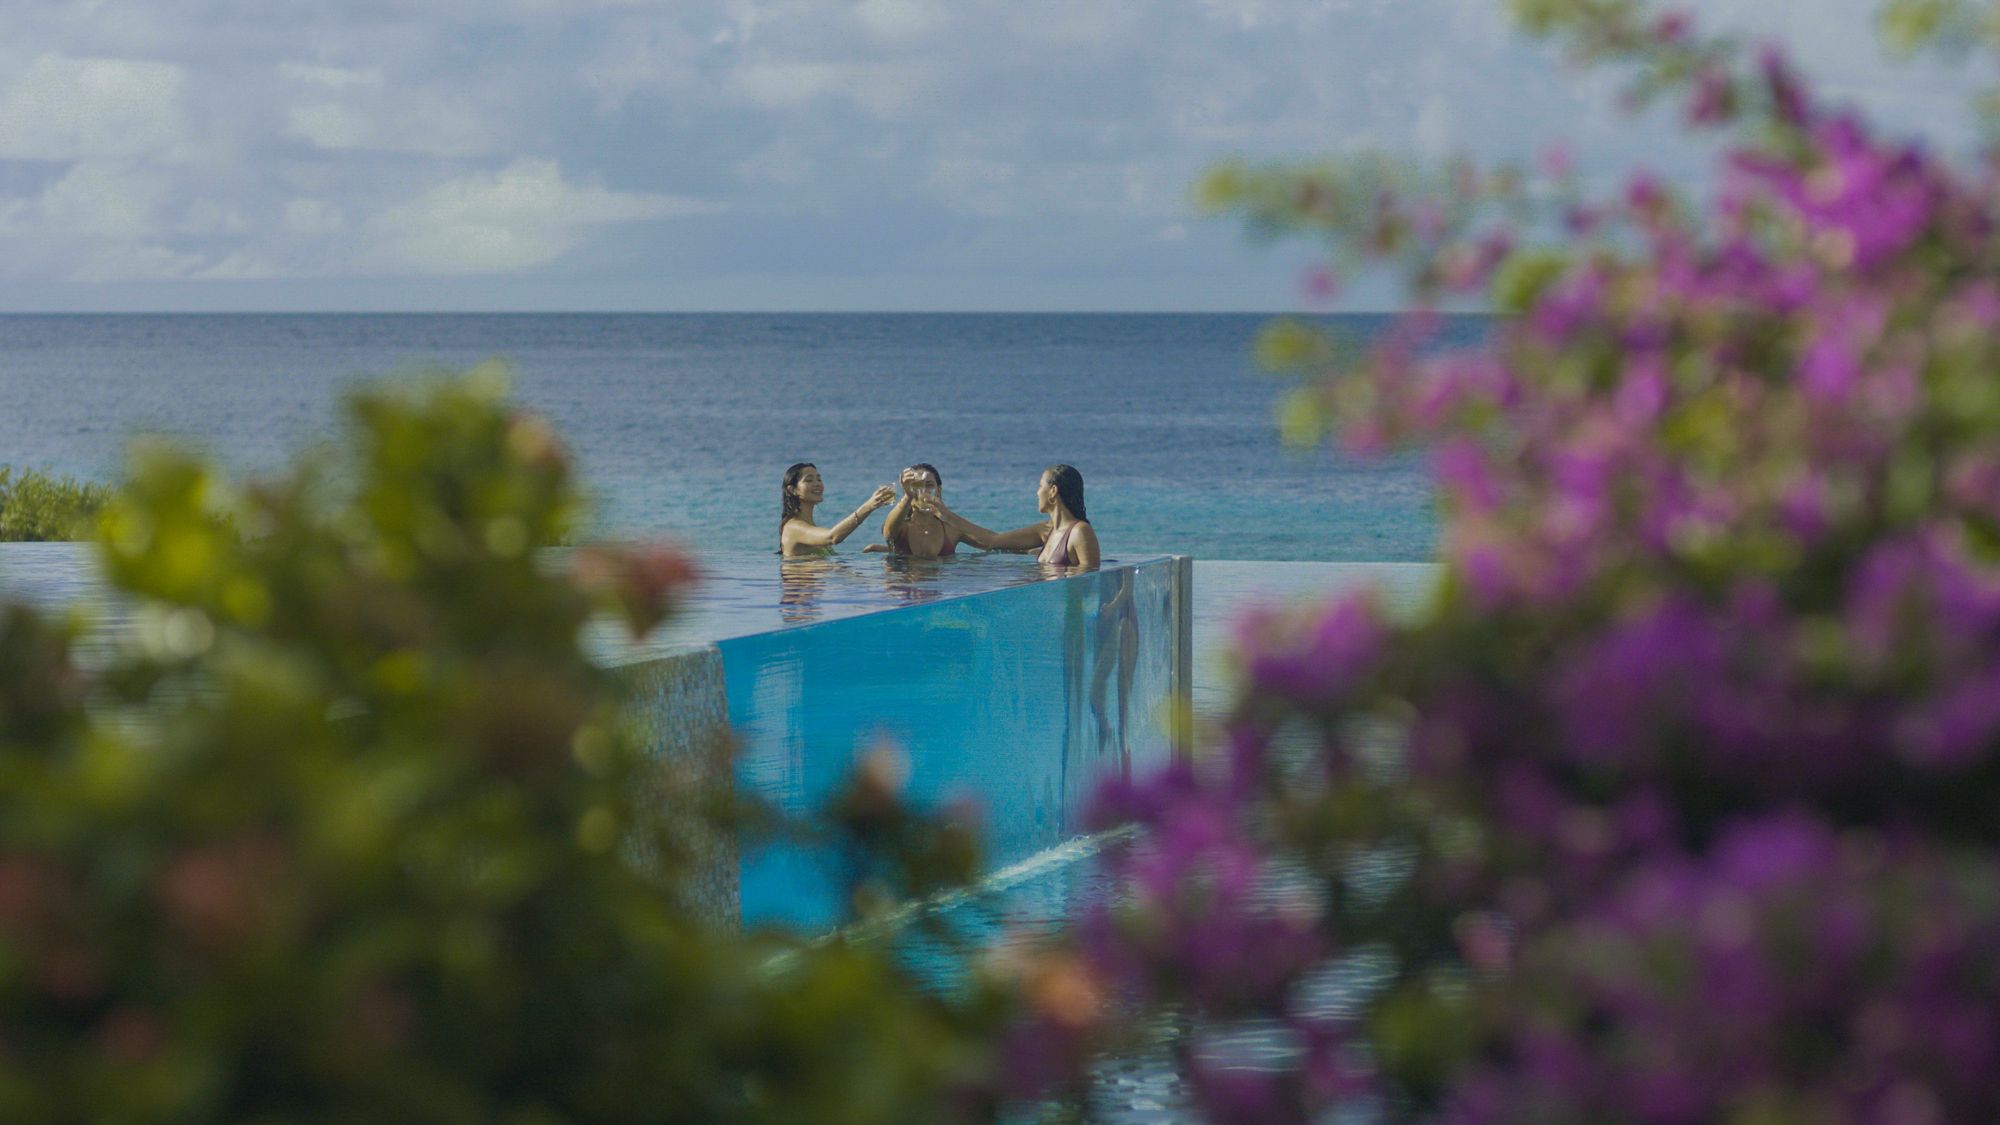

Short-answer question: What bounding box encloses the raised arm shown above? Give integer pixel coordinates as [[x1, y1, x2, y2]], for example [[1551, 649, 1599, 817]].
[[880, 492, 913, 549], [783, 486, 895, 553]]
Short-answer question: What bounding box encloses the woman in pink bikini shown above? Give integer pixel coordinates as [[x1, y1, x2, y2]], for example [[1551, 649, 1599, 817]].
[[933, 463, 1099, 569]]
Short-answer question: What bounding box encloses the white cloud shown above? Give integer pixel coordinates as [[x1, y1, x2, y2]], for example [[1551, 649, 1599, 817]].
[[736, 137, 816, 185], [1193, 0, 1287, 30], [856, 0, 947, 41], [193, 251, 281, 280], [732, 57, 949, 118], [284, 94, 496, 156], [365, 158, 711, 275], [284, 103, 373, 150], [284, 198, 346, 235], [577, 18, 709, 109], [277, 62, 384, 90], [1001, 1, 1147, 47], [70, 241, 207, 282], [0, 54, 186, 160], [37, 161, 168, 237], [183, 199, 251, 236], [925, 156, 1021, 217]]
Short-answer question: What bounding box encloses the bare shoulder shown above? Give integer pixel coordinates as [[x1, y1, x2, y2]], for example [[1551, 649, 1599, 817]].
[[1070, 521, 1101, 566], [779, 517, 811, 554]]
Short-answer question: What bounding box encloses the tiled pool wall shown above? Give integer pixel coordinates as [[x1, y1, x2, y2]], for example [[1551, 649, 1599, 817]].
[[618, 646, 740, 926], [623, 556, 1191, 932]]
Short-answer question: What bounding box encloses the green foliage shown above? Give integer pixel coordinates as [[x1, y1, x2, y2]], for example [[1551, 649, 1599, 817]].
[[1878, 0, 1996, 56], [0, 371, 1009, 1122], [1488, 248, 1567, 314], [0, 466, 111, 542]]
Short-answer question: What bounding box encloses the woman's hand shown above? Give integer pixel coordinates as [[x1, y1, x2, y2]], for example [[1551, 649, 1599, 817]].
[[867, 485, 896, 510], [899, 468, 924, 494]]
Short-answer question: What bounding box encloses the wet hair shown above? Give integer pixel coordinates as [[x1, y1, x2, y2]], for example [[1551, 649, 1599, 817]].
[[908, 462, 942, 488], [1044, 463, 1086, 521], [781, 462, 816, 529]]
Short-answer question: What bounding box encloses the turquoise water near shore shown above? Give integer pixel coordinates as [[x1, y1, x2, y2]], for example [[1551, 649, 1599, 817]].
[[0, 313, 1483, 561]]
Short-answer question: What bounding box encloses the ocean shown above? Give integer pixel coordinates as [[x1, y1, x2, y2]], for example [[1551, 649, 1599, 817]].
[[0, 313, 1480, 561]]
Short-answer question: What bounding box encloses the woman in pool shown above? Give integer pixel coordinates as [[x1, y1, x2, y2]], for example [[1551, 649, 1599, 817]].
[[871, 462, 964, 559], [779, 462, 895, 558], [933, 463, 1099, 568]]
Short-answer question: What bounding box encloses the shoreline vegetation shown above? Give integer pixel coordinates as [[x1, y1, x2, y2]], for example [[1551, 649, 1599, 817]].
[[0, 466, 110, 542]]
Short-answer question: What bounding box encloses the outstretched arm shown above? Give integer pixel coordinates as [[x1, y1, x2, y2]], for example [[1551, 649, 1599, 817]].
[[783, 487, 895, 553], [931, 502, 1047, 552]]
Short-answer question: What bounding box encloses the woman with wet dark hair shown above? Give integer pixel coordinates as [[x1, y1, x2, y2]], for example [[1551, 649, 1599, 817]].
[[933, 463, 1099, 569], [779, 462, 894, 558], [871, 462, 965, 559]]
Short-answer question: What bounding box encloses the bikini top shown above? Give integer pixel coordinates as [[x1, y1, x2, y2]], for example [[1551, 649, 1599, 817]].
[[1038, 522, 1080, 566]]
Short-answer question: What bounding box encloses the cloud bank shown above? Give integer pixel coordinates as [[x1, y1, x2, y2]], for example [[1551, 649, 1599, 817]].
[[0, 0, 1978, 309]]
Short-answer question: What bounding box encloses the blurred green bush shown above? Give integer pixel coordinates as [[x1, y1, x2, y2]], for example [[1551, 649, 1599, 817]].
[[0, 369, 1007, 1122], [0, 466, 110, 542]]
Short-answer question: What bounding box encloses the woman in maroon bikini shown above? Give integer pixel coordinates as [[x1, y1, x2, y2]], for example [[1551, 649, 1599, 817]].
[[933, 463, 1099, 569], [871, 463, 964, 559]]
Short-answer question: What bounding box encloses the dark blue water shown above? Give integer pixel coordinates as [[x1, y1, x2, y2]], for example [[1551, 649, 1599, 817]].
[[0, 313, 1480, 560]]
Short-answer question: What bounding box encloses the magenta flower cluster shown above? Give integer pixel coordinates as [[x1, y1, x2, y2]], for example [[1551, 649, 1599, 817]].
[[1005, 6, 2000, 1121]]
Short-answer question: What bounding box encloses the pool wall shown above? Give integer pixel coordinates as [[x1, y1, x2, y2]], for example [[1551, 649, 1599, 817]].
[[619, 645, 740, 925], [625, 557, 1191, 932]]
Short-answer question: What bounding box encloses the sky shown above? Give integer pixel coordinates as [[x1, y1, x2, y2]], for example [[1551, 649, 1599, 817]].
[[0, 0, 1984, 312]]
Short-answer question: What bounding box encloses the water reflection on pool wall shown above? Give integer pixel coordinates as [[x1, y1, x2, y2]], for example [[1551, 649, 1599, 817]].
[[720, 557, 1187, 932]]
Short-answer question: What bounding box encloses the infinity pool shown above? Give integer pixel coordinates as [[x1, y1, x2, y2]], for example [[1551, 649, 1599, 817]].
[[0, 545, 1435, 936], [0, 543, 1192, 931]]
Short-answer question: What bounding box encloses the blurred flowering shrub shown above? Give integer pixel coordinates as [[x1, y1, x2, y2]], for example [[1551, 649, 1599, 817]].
[[1035, 3, 2000, 1121], [0, 370, 1005, 1121]]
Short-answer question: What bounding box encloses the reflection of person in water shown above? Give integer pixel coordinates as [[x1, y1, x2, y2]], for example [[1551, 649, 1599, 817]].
[[1090, 567, 1138, 778], [1051, 565, 1137, 829], [778, 557, 837, 624], [876, 552, 945, 606]]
